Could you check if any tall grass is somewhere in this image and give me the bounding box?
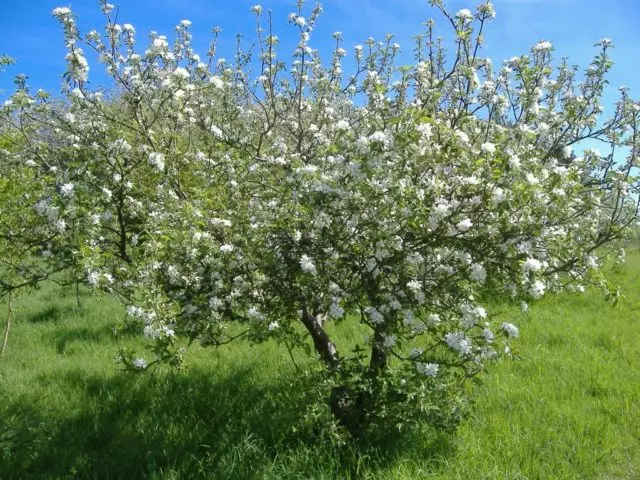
[1,255,639,479]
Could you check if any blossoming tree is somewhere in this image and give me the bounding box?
[2,0,638,435]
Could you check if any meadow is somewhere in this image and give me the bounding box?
[0,253,639,480]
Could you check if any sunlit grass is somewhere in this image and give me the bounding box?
[1,254,639,479]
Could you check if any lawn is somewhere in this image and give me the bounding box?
[1,254,639,479]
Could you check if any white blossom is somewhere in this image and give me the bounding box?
[409,348,424,358]
[416,362,439,377]
[522,258,543,274]
[502,322,519,338]
[456,9,473,21]
[133,357,147,369]
[52,7,72,17]
[365,306,384,325]
[456,218,473,232]
[329,302,345,319]
[445,332,472,355]
[483,328,495,343]
[383,334,397,348]
[149,152,165,171]
[481,142,496,154]
[173,67,190,79]
[533,40,553,52]
[300,255,317,274]
[529,280,546,299]
[335,119,350,131]
[60,183,74,197]
[469,263,487,283]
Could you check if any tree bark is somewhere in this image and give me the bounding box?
[299,310,362,429]
[369,326,388,372]
[1,293,13,358]
[299,311,340,370]
[75,267,81,308]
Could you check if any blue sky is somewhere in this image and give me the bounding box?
[1,0,639,112]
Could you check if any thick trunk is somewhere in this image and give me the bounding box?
[298,309,390,436]
[369,326,388,372]
[298,311,361,430]
[299,312,340,370]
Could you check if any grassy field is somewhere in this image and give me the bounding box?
[1,255,639,479]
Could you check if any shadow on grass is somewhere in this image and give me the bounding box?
[1,351,454,480]
[49,323,140,355]
[24,305,74,324]
[52,327,108,354]
[1,366,455,480]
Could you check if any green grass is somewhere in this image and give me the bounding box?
[1,256,639,479]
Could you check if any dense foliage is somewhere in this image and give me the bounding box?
[1,0,638,437]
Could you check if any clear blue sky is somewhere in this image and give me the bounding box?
[1,0,639,112]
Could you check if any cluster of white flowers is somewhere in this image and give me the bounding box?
[143,324,175,339]
[522,257,543,275]
[328,301,345,319]
[501,322,519,338]
[416,362,439,377]
[60,183,75,197]
[65,48,89,82]
[469,263,487,283]
[456,8,474,21]
[52,7,72,17]
[148,152,165,171]
[480,142,496,154]
[445,332,473,356]
[133,357,147,369]
[529,280,546,299]
[300,255,317,274]
[533,40,553,52]
[364,307,384,325]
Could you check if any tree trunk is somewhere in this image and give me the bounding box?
[299,310,361,430]
[299,311,340,370]
[369,326,388,372]
[298,309,391,436]
[1,293,13,358]
[75,268,81,308]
